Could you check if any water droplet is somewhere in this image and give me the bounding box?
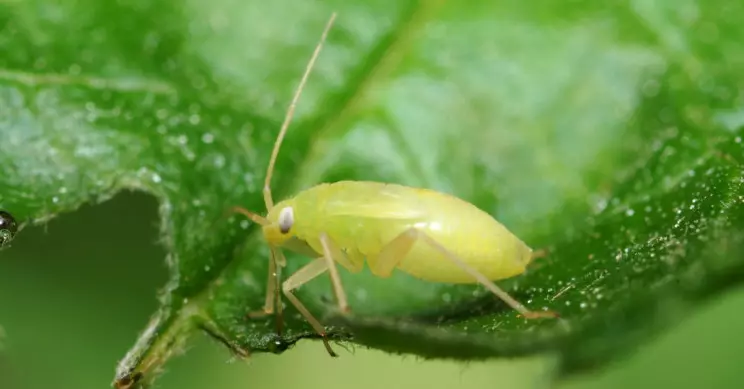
[151,173,162,183]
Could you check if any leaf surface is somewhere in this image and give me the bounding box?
[1,1,743,387]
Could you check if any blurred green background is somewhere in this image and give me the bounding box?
[1,192,743,389]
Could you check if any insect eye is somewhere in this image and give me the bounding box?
[278,207,294,234]
[0,210,18,247]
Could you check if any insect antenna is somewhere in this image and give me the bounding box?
[224,206,270,226]
[262,12,337,212]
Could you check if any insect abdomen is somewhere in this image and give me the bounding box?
[394,192,533,283]
[295,182,533,283]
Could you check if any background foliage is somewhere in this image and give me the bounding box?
[1,0,743,388]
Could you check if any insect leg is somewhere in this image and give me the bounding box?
[369,229,418,277]
[246,250,290,342]
[272,249,286,333]
[318,233,363,273]
[375,228,558,319]
[282,258,338,357]
[247,248,278,318]
[247,248,287,335]
[319,233,352,313]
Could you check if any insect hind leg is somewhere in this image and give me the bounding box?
[374,228,558,319]
[370,229,418,277]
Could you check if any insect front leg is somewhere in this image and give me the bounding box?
[373,228,558,320]
[249,251,276,317]
[281,257,338,357]
[247,248,287,336]
[248,249,280,315]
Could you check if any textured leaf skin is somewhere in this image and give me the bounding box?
[1,0,743,387]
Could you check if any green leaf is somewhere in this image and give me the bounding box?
[2,0,744,388]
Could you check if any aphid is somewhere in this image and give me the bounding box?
[0,210,18,248]
[232,12,558,357]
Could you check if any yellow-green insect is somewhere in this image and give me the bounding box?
[233,12,558,357]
